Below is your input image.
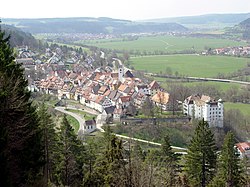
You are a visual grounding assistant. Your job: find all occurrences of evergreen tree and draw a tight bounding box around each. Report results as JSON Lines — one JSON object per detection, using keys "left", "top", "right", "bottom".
{"left": 161, "top": 135, "right": 180, "bottom": 186}
{"left": 185, "top": 120, "right": 217, "bottom": 187}
{"left": 37, "top": 104, "right": 58, "bottom": 186}
{"left": 0, "top": 21, "right": 44, "bottom": 186}
{"left": 56, "top": 115, "right": 85, "bottom": 186}
{"left": 86, "top": 125, "right": 127, "bottom": 186}
{"left": 209, "top": 132, "right": 245, "bottom": 187}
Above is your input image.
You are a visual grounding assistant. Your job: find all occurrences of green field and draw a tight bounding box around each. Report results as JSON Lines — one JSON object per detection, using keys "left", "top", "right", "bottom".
{"left": 156, "top": 79, "right": 241, "bottom": 92}
{"left": 76, "top": 35, "right": 246, "bottom": 53}
{"left": 224, "top": 102, "right": 250, "bottom": 116}
{"left": 130, "top": 55, "right": 248, "bottom": 77}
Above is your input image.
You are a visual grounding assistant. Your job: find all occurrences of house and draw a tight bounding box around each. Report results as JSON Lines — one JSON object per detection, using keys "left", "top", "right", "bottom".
{"left": 236, "top": 142, "right": 250, "bottom": 159}
{"left": 84, "top": 120, "right": 96, "bottom": 133}
{"left": 135, "top": 84, "right": 150, "bottom": 96}
{"left": 113, "top": 107, "right": 123, "bottom": 122}
{"left": 102, "top": 106, "right": 116, "bottom": 123}
{"left": 183, "top": 94, "right": 224, "bottom": 128}
{"left": 148, "top": 80, "right": 161, "bottom": 96}
{"left": 151, "top": 91, "right": 170, "bottom": 111}
{"left": 108, "top": 90, "right": 122, "bottom": 105}
{"left": 134, "top": 92, "right": 147, "bottom": 108}
{"left": 119, "top": 96, "right": 132, "bottom": 108}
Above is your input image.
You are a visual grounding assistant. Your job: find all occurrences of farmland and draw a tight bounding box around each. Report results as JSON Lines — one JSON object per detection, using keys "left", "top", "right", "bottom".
{"left": 76, "top": 35, "right": 247, "bottom": 53}
{"left": 130, "top": 55, "right": 248, "bottom": 77}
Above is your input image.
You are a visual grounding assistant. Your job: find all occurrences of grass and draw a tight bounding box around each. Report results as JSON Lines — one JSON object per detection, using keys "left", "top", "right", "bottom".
{"left": 156, "top": 79, "right": 241, "bottom": 92}
{"left": 66, "top": 115, "right": 80, "bottom": 134}
{"left": 224, "top": 102, "right": 250, "bottom": 116}
{"left": 76, "top": 35, "right": 247, "bottom": 53}
{"left": 130, "top": 55, "right": 248, "bottom": 77}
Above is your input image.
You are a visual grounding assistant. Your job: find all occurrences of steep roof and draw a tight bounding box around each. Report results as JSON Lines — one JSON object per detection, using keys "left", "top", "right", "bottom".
{"left": 149, "top": 80, "right": 160, "bottom": 90}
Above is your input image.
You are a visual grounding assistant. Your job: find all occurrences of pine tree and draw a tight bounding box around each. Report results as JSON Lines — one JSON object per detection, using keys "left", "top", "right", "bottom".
{"left": 157, "top": 135, "right": 181, "bottom": 186}
{"left": 37, "top": 104, "right": 58, "bottom": 186}
{"left": 56, "top": 115, "right": 85, "bottom": 186}
{"left": 0, "top": 21, "right": 44, "bottom": 186}
{"left": 86, "top": 126, "right": 127, "bottom": 186}
{"left": 209, "top": 132, "right": 245, "bottom": 187}
{"left": 185, "top": 119, "right": 217, "bottom": 187}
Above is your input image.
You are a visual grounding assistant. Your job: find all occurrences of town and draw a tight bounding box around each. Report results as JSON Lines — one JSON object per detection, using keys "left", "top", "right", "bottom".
{"left": 16, "top": 45, "right": 224, "bottom": 134}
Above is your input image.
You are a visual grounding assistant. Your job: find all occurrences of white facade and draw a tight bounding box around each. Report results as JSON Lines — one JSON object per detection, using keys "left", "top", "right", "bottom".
{"left": 183, "top": 95, "right": 223, "bottom": 128}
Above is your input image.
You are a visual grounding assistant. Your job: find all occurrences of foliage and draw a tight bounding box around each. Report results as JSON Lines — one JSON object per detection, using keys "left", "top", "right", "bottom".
{"left": 209, "top": 132, "right": 245, "bottom": 187}
{"left": 0, "top": 25, "right": 44, "bottom": 186}
{"left": 185, "top": 120, "right": 217, "bottom": 187}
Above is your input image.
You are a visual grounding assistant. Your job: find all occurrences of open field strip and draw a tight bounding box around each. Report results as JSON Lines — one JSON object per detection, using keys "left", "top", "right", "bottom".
{"left": 130, "top": 55, "right": 248, "bottom": 77}
{"left": 75, "top": 35, "right": 247, "bottom": 52}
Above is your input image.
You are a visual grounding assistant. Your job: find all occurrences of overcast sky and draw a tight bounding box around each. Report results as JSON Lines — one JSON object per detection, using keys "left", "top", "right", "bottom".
{"left": 1, "top": 0, "right": 250, "bottom": 20}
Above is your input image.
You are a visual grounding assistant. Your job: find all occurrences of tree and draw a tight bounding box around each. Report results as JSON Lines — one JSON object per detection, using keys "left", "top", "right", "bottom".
{"left": 0, "top": 22, "right": 44, "bottom": 186}
{"left": 55, "top": 115, "right": 85, "bottom": 186}
{"left": 141, "top": 96, "right": 155, "bottom": 117}
{"left": 209, "top": 132, "right": 245, "bottom": 187}
{"left": 37, "top": 104, "right": 58, "bottom": 186}
{"left": 159, "top": 135, "right": 180, "bottom": 186}
{"left": 185, "top": 120, "right": 217, "bottom": 187}
{"left": 86, "top": 126, "right": 127, "bottom": 186}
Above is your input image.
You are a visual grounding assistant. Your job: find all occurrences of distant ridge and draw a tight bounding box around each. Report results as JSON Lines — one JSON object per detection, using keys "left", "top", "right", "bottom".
{"left": 2, "top": 17, "right": 187, "bottom": 34}
{"left": 142, "top": 13, "right": 250, "bottom": 25}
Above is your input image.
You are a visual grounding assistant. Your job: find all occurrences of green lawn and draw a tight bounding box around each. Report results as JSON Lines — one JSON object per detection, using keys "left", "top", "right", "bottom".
{"left": 130, "top": 55, "right": 248, "bottom": 77}
{"left": 76, "top": 35, "right": 246, "bottom": 53}
{"left": 66, "top": 115, "right": 80, "bottom": 134}
{"left": 224, "top": 102, "right": 250, "bottom": 116}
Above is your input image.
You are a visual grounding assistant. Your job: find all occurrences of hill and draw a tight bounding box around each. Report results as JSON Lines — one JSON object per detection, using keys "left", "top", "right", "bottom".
{"left": 143, "top": 13, "right": 250, "bottom": 29}
{"left": 1, "top": 24, "right": 38, "bottom": 47}
{"left": 226, "top": 18, "right": 250, "bottom": 40}
{"left": 2, "top": 17, "right": 188, "bottom": 34}
{"left": 239, "top": 18, "right": 250, "bottom": 39}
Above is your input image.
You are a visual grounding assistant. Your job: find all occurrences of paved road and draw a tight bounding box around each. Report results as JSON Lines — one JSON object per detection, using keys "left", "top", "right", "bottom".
{"left": 115, "top": 134, "right": 187, "bottom": 152}
{"left": 55, "top": 107, "right": 86, "bottom": 136}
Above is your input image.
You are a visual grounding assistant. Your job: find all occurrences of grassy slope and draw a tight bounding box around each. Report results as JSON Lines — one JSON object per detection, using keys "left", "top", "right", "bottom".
{"left": 130, "top": 55, "right": 248, "bottom": 77}
{"left": 76, "top": 35, "right": 246, "bottom": 52}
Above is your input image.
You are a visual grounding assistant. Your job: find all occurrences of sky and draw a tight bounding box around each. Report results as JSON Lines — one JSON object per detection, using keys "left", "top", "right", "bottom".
{"left": 1, "top": 0, "right": 250, "bottom": 20}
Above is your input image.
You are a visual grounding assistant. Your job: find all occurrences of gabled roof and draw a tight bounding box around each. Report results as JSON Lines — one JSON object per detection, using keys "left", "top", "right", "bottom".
{"left": 104, "top": 106, "right": 116, "bottom": 114}
{"left": 108, "top": 90, "right": 122, "bottom": 101}
{"left": 236, "top": 142, "right": 250, "bottom": 153}
{"left": 125, "top": 70, "right": 134, "bottom": 78}
{"left": 120, "top": 96, "right": 131, "bottom": 102}
{"left": 85, "top": 120, "right": 96, "bottom": 126}
{"left": 149, "top": 80, "right": 160, "bottom": 90}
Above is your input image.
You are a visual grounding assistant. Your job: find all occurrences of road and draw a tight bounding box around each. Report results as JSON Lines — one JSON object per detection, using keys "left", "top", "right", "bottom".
{"left": 55, "top": 107, "right": 86, "bottom": 136}
{"left": 115, "top": 134, "right": 187, "bottom": 152}
{"left": 55, "top": 106, "right": 187, "bottom": 153}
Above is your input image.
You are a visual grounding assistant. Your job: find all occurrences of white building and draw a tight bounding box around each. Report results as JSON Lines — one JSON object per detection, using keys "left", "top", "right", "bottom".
{"left": 183, "top": 94, "right": 223, "bottom": 128}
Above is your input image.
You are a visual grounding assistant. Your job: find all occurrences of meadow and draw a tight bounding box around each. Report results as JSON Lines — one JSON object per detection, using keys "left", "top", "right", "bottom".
{"left": 130, "top": 55, "right": 248, "bottom": 77}
{"left": 224, "top": 102, "right": 250, "bottom": 116}
{"left": 156, "top": 78, "right": 241, "bottom": 92}
{"left": 76, "top": 35, "right": 247, "bottom": 53}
